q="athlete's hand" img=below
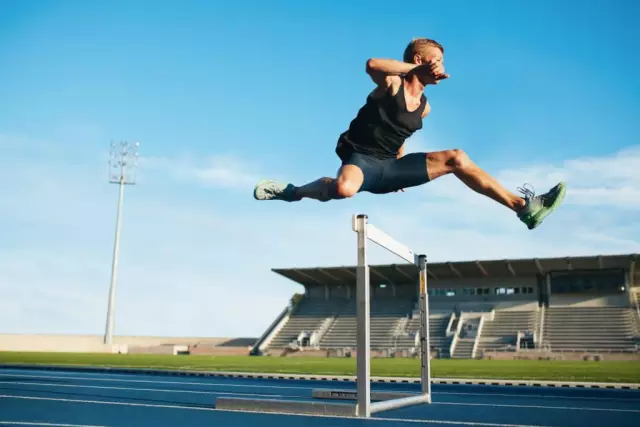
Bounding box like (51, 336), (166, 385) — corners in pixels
(428, 59), (449, 84)
(415, 60), (449, 85)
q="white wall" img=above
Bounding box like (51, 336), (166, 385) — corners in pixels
(549, 294), (630, 307)
(0, 334), (230, 352)
(430, 300), (539, 312)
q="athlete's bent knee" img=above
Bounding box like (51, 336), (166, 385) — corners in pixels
(334, 179), (359, 198)
(447, 148), (471, 170)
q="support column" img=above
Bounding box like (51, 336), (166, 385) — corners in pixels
(545, 273), (551, 308)
(624, 270), (632, 304)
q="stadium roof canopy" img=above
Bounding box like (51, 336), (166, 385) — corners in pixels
(272, 253), (638, 287)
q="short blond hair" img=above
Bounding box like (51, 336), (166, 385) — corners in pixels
(403, 38), (444, 63)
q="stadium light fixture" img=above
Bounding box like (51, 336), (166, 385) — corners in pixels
(104, 140), (140, 346)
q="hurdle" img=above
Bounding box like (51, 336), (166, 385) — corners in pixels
(215, 214), (432, 418)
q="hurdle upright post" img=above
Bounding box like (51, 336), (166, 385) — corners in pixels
(355, 214), (371, 417)
(418, 254), (432, 401)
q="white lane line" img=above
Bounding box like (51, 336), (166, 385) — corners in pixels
(215, 408), (552, 426)
(4, 379), (638, 410)
(436, 401), (640, 413)
(0, 423), (106, 427)
(8, 379), (639, 414)
(436, 390), (640, 402)
(0, 373), (307, 391)
(0, 395), (548, 427)
(0, 380), (300, 399)
(2, 372), (638, 404)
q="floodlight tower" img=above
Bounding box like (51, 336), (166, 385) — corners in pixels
(104, 141), (140, 345)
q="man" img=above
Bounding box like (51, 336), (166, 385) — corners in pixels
(253, 38), (566, 230)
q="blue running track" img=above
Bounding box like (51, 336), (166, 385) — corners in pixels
(0, 367), (639, 427)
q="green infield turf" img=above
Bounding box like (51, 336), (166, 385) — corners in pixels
(1, 352), (638, 383)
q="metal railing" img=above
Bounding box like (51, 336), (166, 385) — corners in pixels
(448, 313), (465, 357)
(471, 316), (486, 359)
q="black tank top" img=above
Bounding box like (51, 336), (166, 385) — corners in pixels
(336, 80), (427, 160)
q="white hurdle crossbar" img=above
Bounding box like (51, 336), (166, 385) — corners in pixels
(215, 214), (432, 418)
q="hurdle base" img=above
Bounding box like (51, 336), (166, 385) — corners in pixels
(313, 388), (431, 414)
(312, 389), (416, 401)
(370, 393), (431, 414)
(215, 397), (356, 417)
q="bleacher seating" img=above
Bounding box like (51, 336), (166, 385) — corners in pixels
(477, 310), (537, 352)
(320, 298), (414, 348)
(452, 338), (474, 359)
(264, 288), (640, 358)
(543, 307), (637, 351)
(268, 298), (341, 348)
(392, 311), (451, 357)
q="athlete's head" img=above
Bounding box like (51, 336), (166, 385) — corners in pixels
(403, 38), (444, 65)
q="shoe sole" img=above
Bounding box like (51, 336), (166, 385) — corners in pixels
(253, 180), (271, 200)
(528, 183), (567, 229)
(254, 180), (288, 201)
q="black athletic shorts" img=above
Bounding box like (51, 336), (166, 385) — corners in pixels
(338, 148), (430, 194)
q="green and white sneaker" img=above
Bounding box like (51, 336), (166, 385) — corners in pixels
(517, 182), (567, 230)
(253, 180), (300, 202)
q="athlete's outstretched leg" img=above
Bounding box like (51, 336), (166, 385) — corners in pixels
(426, 149), (566, 229)
(253, 165), (364, 202)
(426, 149), (525, 210)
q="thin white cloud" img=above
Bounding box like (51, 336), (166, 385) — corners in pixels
(415, 144), (640, 212)
(0, 133), (638, 338)
(141, 154), (259, 189)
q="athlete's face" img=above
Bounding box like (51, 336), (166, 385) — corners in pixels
(411, 46), (447, 85)
(416, 46), (443, 66)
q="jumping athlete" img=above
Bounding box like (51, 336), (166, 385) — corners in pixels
(253, 38), (566, 230)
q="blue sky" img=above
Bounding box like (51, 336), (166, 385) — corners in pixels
(1, 0), (639, 338)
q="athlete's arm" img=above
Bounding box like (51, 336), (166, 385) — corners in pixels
(396, 143), (405, 159)
(366, 58), (419, 76)
(367, 59), (447, 88)
(366, 58), (418, 87)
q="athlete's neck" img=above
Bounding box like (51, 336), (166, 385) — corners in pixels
(404, 74), (426, 97)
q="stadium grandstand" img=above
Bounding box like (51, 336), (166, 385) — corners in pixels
(252, 253), (640, 360)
